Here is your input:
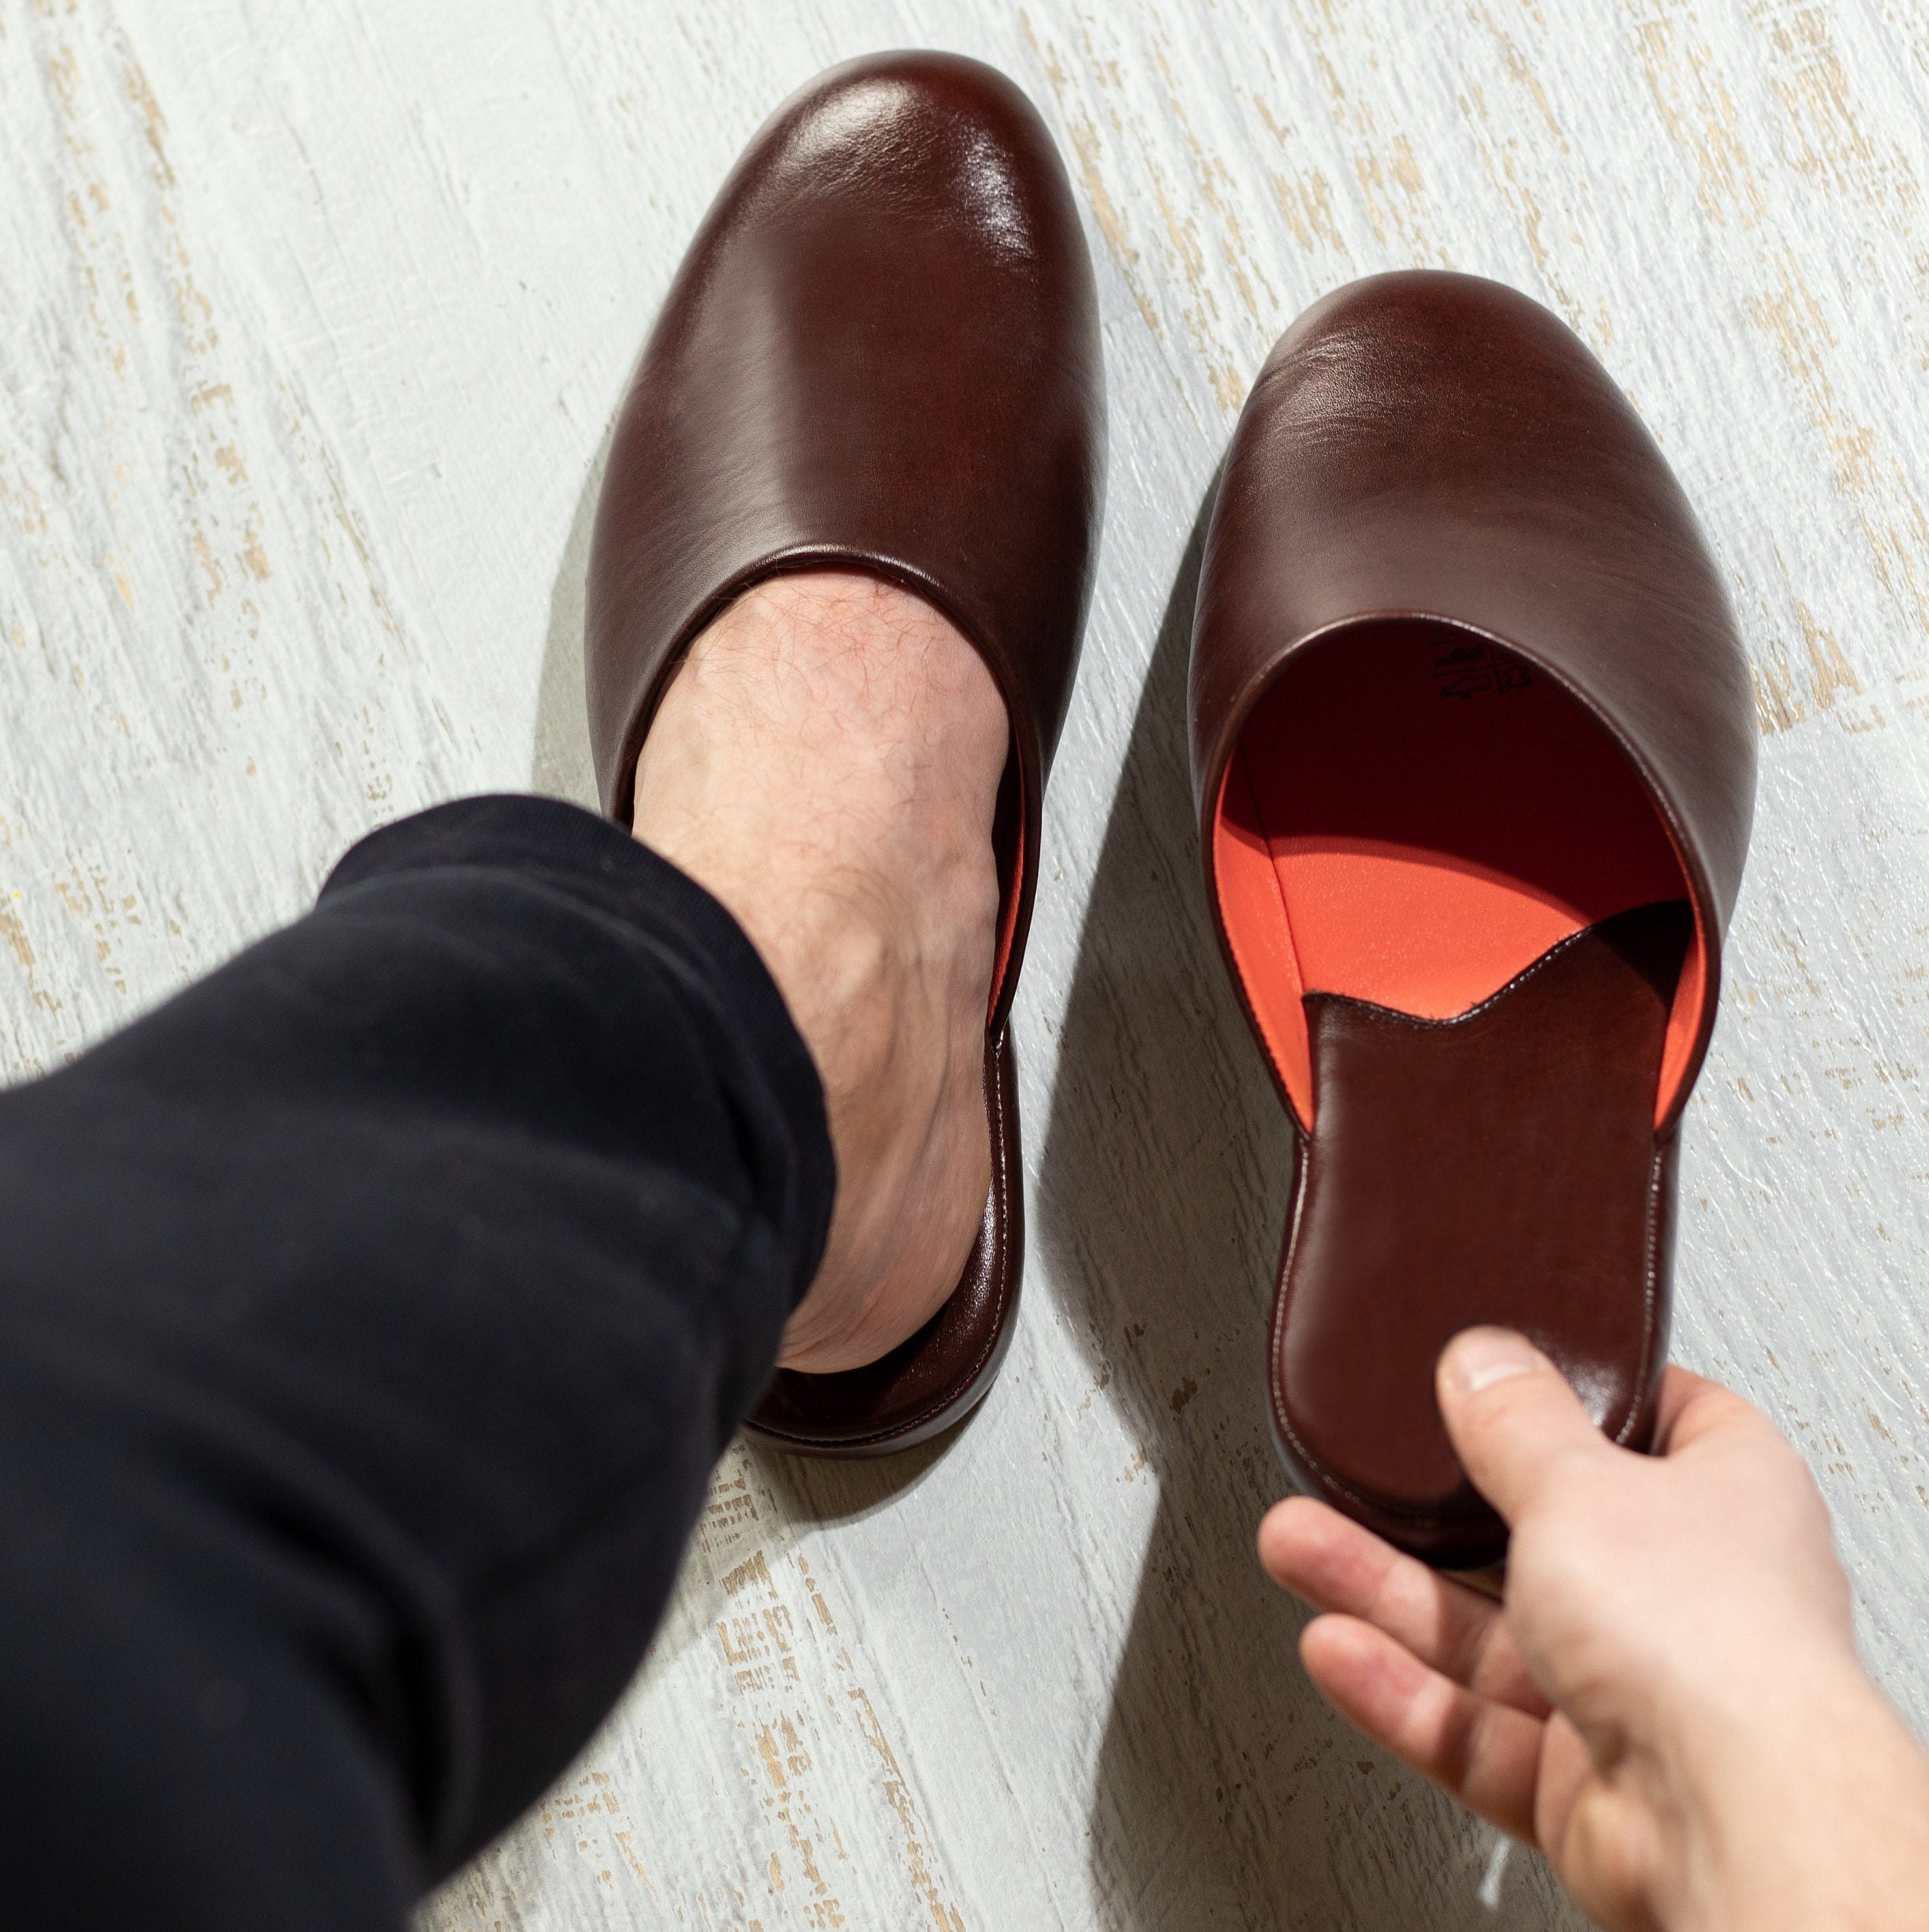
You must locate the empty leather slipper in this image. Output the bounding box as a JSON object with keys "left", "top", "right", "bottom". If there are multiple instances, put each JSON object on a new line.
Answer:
{"left": 1189, "top": 271, "right": 1756, "bottom": 1567}
{"left": 585, "top": 54, "right": 1104, "bottom": 1454}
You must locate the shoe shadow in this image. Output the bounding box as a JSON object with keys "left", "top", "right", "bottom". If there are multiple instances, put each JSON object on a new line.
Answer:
{"left": 1035, "top": 481, "right": 1580, "bottom": 1929}
{"left": 530, "top": 416, "right": 610, "bottom": 811}
{"left": 749, "top": 1430, "right": 953, "bottom": 1525}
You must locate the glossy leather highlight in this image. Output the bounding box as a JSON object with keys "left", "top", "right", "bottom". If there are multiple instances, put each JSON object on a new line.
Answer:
{"left": 1191, "top": 272, "right": 1756, "bottom": 1565}
{"left": 584, "top": 53, "right": 1104, "bottom": 1454}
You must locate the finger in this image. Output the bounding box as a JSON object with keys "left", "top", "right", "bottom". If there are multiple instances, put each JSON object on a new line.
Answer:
{"left": 1542, "top": 1732, "right": 1663, "bottom": 1932}
{"left": 1259, "top": 1497, "right": 1550, "bottom": 1716}
{"left": 1299, "top": 1614, "right": 1545, "bottom": 1843}
{"left": 1435, "top": 1327, "right": 1614, "bottom": 1525}
{"left": 1650, "top": 1362, "right": 1766, "bottom": 1455}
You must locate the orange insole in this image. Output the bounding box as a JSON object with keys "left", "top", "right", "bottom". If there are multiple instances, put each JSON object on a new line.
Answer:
{"left": 1213, "top": 622, "right": 1703, "bottom": 1127}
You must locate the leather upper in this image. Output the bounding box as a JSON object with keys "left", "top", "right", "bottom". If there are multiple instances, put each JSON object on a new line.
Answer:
{"left": 1191, "top": 273, "right": 1757, "bottom": 1565}
{"left": 1190, "top": 272, "right": 1756, "bottom": 1125}
{"left": 586, "top": 50, "right": 1106, "bottom": 1031}
{"left": 583, "top": 53, "right": 1103, "bottom": 1455}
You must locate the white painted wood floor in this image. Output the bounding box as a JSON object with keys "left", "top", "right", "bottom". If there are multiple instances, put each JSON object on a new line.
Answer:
{"left": 6, "top": 1, "right": 1929, "bottom": 1926}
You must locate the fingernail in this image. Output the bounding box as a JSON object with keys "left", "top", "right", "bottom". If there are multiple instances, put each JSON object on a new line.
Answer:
{"left": 1442, "top": 1327, "right": 1544, "bottom": 1397}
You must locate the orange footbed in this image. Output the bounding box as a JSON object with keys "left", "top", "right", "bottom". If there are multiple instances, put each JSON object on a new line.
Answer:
{"left": 1213, "top": 622, "right": 1704, "bottom": 1129}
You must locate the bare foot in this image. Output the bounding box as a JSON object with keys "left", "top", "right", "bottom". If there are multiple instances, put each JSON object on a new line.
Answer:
{"left": 631, "top": 571, "right": 1006, "bottom": 1373}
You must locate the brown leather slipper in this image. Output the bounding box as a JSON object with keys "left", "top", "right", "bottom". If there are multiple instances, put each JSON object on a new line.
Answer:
{"left": 584, "top": 53, "right": 1104, "bottom": 1456}
{"left": 1189, "top": 272, "right": 1756, "bottom": 1567}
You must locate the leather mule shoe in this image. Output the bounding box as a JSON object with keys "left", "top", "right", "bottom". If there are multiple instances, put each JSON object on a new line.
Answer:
{"left": 585, "top": 54, "right": 1104, "bottom": 1454}
{"left": 1190, "top": 271, "right": 1755, "bottom": 1567}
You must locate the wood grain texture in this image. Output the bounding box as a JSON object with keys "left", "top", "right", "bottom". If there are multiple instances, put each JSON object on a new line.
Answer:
{"left": 5, "top": 0, "right": 1929, "bottom": 1926}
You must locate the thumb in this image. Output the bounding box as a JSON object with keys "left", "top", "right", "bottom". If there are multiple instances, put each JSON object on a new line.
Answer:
{"left": 1437, "top": 1327, "right": 1612, "bottom": 1526}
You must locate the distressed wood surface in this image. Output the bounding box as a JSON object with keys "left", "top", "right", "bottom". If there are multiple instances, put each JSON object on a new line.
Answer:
{"left": 6, "top": 1, "right": 1929, "bottom": 1926}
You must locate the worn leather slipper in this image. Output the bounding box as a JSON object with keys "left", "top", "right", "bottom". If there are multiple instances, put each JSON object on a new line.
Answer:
{"left": 585, "top": 53, "right": 1104, "bottom": 1455}
{"left": 1189, "top": 272, "right": 1755, "bottom": 1566}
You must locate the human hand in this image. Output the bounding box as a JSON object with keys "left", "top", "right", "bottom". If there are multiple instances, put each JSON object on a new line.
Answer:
{"left": 1258, "top": 1328, "right": 1929, "bottom": 1932}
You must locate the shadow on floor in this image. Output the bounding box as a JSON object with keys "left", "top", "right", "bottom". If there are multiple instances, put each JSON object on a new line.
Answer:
{"left": 1033, "top": 479, "right": 1577, "bottom": 1930}
{"left": 750, "top": 1430, "right": 955, "bottom": 1526}
{"left": 530, "top": 415, "right": 614, "bottom": 811}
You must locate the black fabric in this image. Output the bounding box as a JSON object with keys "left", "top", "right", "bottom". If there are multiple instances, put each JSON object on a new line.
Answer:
{"left": 0, "top": 794, "right": 834, "bottom": 1930}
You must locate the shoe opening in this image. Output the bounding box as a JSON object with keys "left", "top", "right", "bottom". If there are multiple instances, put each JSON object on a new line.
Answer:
{"left": 1211, "top": 619, "right": 1705, "bottom": 1131}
